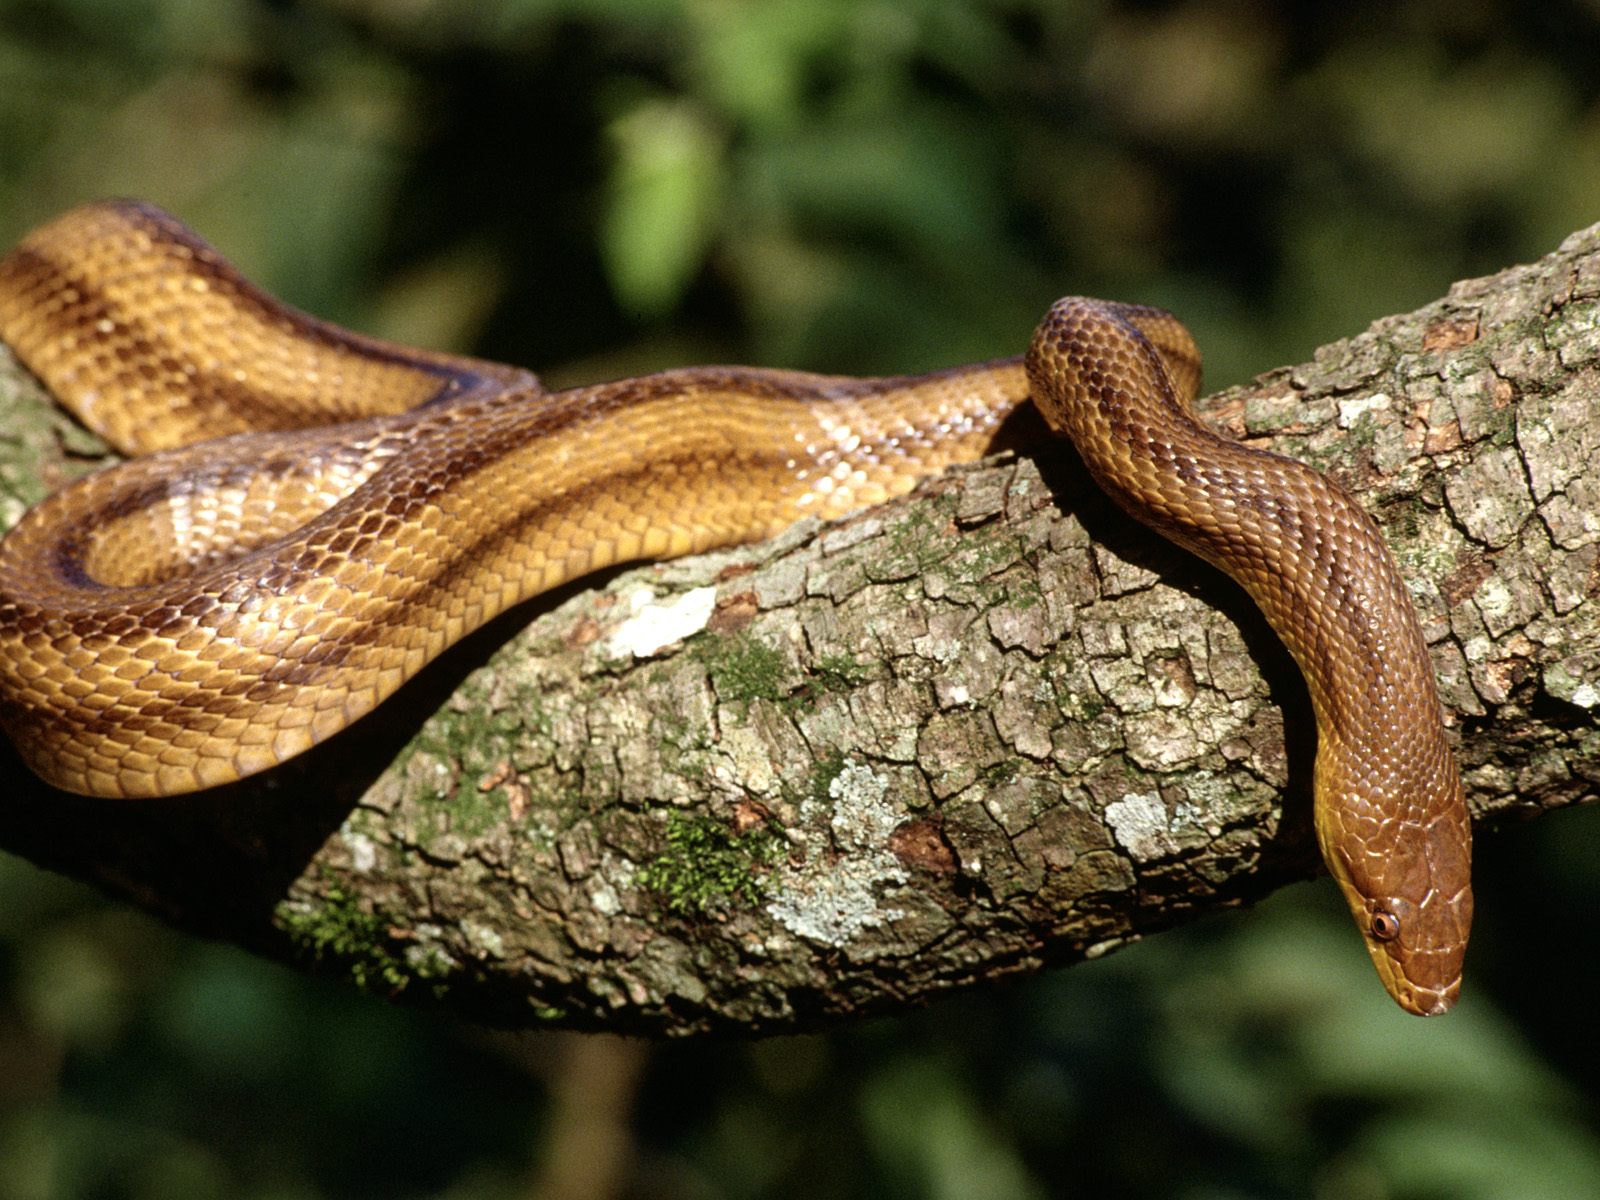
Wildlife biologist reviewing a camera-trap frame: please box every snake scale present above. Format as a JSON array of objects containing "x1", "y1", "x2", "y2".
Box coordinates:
[{"x1": 0, "y1": 201, "x2": 1471, "y2": 1015}]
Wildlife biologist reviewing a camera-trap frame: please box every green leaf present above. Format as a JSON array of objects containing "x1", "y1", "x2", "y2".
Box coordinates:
[{"x1": 600, "y1": 97, "x2": 724, "y2": 317}]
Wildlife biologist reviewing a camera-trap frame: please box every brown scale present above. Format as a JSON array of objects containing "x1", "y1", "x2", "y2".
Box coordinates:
[{"x1": 0, "y1": 201, "x2": 1469, "y2": 1015}]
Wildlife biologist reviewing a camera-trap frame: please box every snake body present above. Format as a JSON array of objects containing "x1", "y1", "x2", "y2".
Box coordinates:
[{"x1": 0, "y1": 201, "x2": 1470, "y2": 1014}]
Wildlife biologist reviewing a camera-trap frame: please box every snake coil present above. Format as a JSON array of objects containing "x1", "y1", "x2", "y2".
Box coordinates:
[{"x1": 0, "y1": 202, "x2": 1471, "y2": 1014}]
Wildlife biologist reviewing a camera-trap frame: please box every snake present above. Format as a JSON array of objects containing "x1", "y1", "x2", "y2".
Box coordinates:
[{"x1": 0, "y1": 201, "x2": 1471, "y2": 1015}]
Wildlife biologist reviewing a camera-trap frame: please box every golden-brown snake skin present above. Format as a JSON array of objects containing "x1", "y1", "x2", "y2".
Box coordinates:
[{"x1": 0, "y1": 201, "x2": 1471, "y2": 1014}]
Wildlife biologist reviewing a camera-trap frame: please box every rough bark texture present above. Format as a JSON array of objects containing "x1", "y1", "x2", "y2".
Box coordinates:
[{"x1": 1, "y1": 226, "x2": 1597, "y2": 1035}]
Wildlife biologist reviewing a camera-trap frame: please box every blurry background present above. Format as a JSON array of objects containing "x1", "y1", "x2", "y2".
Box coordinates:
[{"x1": 3, "y1": 0, "x2": 1600, "y2": 1196}]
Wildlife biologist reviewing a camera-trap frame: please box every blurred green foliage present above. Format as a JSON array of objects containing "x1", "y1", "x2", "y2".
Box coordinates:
[{"x1": 2, "y1": 0, "x2": 1600, "y2": 1196}]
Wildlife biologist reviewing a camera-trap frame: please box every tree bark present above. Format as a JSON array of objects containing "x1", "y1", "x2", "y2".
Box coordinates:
[{"x1": 0, "y1": 225, "x2": 1597, "y2": 1035}]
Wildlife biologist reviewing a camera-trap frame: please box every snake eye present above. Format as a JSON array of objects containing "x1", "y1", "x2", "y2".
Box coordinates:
[{"x1": 1370, "y1": 910, "x2": 1402, "y2": 942}]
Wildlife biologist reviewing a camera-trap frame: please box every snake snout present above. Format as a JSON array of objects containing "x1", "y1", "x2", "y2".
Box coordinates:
[
  {"x1": 1416, "y1": 990, "x2": 1456, "y2": 1018},
  {"x1": 1355, "y1": 884, "x2": 1472, "y2": 1017},
  {"x1": 1384, "y1": 956, "x2": 1464, "y2": 1017}
]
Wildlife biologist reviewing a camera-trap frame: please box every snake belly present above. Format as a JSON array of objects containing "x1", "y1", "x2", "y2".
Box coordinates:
[{"x1": 0, "y1": 201, "x2": 1470, "y2": 1014}]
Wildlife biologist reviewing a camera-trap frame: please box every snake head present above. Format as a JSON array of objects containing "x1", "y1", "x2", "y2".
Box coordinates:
[{"x1": 1318, "y1": 765, "x2": 1475, "y2": 1016}]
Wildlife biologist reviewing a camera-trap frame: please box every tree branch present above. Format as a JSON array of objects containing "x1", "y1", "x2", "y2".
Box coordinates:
[{"x1": 2, "y1": 225, "x2": 1597, "y2": 1035}]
